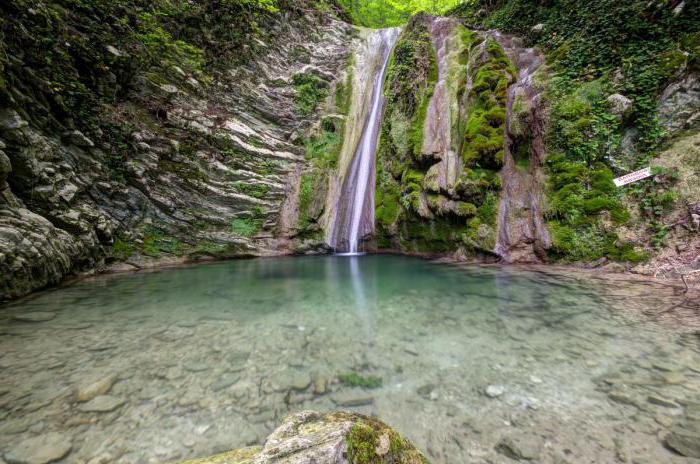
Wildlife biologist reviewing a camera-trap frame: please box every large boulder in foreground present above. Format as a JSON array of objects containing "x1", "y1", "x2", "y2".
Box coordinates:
[{"x1": 177, "y1": 411, "x2": 429, "y2": 464}]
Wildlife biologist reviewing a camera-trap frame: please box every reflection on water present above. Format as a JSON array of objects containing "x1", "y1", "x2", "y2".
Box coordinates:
[{"x1": 0, "y1": 255, "x2": 699, "y2": 464}]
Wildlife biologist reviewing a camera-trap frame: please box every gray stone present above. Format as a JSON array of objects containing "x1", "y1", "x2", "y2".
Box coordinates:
[
  {"x1": 62, "y1": 130, "x2": 94, "y2": 148},
  {"x1": 607, "y1": 93, "x2": 632, "y2": 116},
  {"x1": 210, "y1": 373, "x2": 240, "y2": 392},
  {"x1": 495, "y1": 435, "x2": 541, "y2": 460},
  {"x1": 331, "y1": 391, "x2": 374, "y2": 407},
  {"x1": 0, "y1": 151, "x2": 11, "y2": 184},
  {"x1": 75, "y1": 374, "x2": 117, "y2": 402},
  {"x1": 485, "y1": 384, "x2": 505, "y2": 398},
  {"x1": 105, "y1": 45, "x2": 122, "y2": 56},
  {"x1": 609, "y1": 392, "x2": 640, "y2": 408},
  {"x1": 0, "y1": 109, "x2": 28, "y2": 132},
  {"x1": 78, "y1": 395, "x2": 125, "y2": 412},
  {"x1": 647, "y1": 394, "x2": 680, "y2": 409},
  {"x1": 4, "y1": 432, "x2": 72, "y2": 464},
  {"x1": 666, "y1": 427, "x2": 700, "y2": 458},
  {"x1": 659, "y1": 73, "x2": 700, "y2": 134},
  {"x1": 531, "y1": 23, "x2": 545, "y2": 33},
  {"x1": 13, "y1": 312, "x2": 56, "y2": 322}
]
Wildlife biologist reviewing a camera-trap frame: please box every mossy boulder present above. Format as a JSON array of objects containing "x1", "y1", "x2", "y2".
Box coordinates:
[{"x1": 175, "y1": 411, "x2": 428, "y2": 464}]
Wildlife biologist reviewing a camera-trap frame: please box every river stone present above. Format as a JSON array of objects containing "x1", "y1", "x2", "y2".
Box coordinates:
[
  {"x1": 666, "y1": 427, "x2": 700, "y2": 458},
  {"x1": 495, "y1": 434, "x2": 542, "y2": 461},
  {"x1": 485, "y1": 385, "x2": 505, "y2": 398},
  {"x1": 331, "y1": 391, "x2": 374, "y2": 407},
  {"x1": 647, "y1": 394, "x2": 680, "y2": 409},
  {"x1": 210, "y1": 373, "x2": 240, "y2": 392},
  {"x1": 13, "y1": 312, "x2": 56, "y2": 322},
  {"x1": 3, "y1": 432, "x2": 72, "y2": 464},
  {"x1": 177, "y1": 411, "x2": 427, "y2": 464},
  {"x1": 78, "y1": 395, "x2": 125, "y2": 412},
  {"x1": 75, "y1": 374, "x2": 117, "y2": 402}
]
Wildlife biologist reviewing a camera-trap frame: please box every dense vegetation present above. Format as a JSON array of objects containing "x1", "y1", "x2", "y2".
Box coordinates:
[
  {"x1": 449, "y1": 0, "x2": 700, "y2": 262},
  {"x1": 0, "y1": 0, "x2": 345, "y2": 143},
  {"x1": 337, "y1": 0, "x2": 461, "y2": 27}
]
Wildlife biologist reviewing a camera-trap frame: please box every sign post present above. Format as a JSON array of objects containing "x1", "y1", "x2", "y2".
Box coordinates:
[{"x1": 613, "y1": 167, "x2": 652, "y2": 187}]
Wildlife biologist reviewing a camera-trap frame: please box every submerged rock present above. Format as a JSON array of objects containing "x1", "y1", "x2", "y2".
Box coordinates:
[
  {"x1": 3, "y1": 432, "x2": 72, "y2": 464},
  {"x1": 75, "y1": 374, "x2": 117, "y2": 402},
  {"x1": 485, "y1": 384, "x2": 505, "y2": 398},
  {"x1": 77, "y1": 395, "x2": 125, "y2": 413},
  {"x1": 12, "y1": 312, "x2": 56, "y2": 322},
  {"x1": 176, "y1": 411, "x2": 428, "y2": 464},
  {"x1": 495, "y1": 434, "x2": 542, "y2": 461}
]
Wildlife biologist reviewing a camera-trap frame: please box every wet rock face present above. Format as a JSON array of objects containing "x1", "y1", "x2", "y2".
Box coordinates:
[
  {"x1": 177, "y1": 411, "x2": 429, "y2": 464},
  {"x1": 659, "y1": 72, "x2": 700, "y2": 134},
  {"x1": 0, "y1": 12, "x2": 353, "y2": 301},
  {"x1": 492, "y1": 32, "x2": 551, "y2": 264}
]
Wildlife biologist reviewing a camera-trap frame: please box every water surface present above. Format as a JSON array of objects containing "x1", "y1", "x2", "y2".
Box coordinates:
[{"x1": 1, "y1": 255, "x2": 698, "y2": 463}]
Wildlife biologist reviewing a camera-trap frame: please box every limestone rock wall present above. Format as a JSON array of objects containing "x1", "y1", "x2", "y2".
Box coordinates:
[{"x1": 0, "y1": 11, "x2": 354, "y2": 301}]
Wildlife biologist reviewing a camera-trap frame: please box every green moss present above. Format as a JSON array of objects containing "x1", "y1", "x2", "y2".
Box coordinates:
[
  {"x1": 345, "y1": 421, "x2": 427, "y2": 464},
  {"x1": 233, "y1": 181, "x2": 269, "y2": 199},
  {"x1": 292, "y1": 72, "x2": 329, "y2": 116},
  {"x1": 111, "y1": 238, "x2": 135, "y2": 260},
  {"x1": 462, "y1": 37, "x2": 514, "y2": 169},
  {"x1": 231, "y1": 217, "x2": 262, "y2": 238},
  {"x1": 141, "y1": 230, "x2": 184, "y2": 257},
  {"x1": 375, "y1": 22, "x2": 510, "y2": 256},
  {"x1": 338, "y1": 373, "x2": 383, "y2": 389},
  {"x1": 297, "y1": 172, "x2": 314, "y2": 230},
  {"x1": 305, "y1": 117, "x2": 344, "y2": 169}
]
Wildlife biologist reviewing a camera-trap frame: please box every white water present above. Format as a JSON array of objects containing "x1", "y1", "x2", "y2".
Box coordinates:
[{"x1": 340, "y1": 28, "x2": 399, "y2": 254}]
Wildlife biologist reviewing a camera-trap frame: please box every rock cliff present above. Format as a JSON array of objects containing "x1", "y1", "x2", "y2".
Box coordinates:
[{"x1": 0, "y1": 1, "x2": 355, "y2": 300}]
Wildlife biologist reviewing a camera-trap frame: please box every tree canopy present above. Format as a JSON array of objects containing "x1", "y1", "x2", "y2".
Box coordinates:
[{"x1": 337, "y1": 0, "x2": 464, "y2": 28}]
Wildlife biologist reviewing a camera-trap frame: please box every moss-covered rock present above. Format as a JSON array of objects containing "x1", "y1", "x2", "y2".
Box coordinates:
[
  {"x1": 375, "y1": 15, "x2": 511, "y2": 255},
  {"x1": 175, "y1": 411, "x2": 429, "y2": 464}
]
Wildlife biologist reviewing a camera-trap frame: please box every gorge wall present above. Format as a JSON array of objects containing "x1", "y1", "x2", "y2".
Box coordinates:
[
  {"x1": 1, "y1": 0, "x2": 699, "y2": 301},
  {"x1": 0, "y1": 1, "x2": 355, "y2": 300}
]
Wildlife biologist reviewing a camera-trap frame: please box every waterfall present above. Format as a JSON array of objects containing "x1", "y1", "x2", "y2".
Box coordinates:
[{"x1": 330, "y1": 28, "x2": 400, "y2": 255}]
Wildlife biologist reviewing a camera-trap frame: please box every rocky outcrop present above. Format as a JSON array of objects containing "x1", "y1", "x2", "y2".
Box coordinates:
[
  {"x1": 492, "y1": 32, "x2": 551, "y2": 263},
  {"x1": 374, "y1": 15, "x2": 514, "y2": 256},
  {"x1": 659, "y1": 72, "x2": 700, "y2": 134},
  {"x1": 177, "y1": 411, "x2": 428, "y2": 464},
  {"x1": 0, "y1": 10, "x2": 354, "y2": 301}
]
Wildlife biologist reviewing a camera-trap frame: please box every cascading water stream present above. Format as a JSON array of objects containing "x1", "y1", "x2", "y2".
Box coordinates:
[{"x1": 331, "y1": 28, "x2": 399, "y2": 255}]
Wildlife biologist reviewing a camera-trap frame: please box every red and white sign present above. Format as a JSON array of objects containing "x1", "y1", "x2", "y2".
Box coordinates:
[{"x1": 614, "y1": 167, "x2": 652, "y2": 187}]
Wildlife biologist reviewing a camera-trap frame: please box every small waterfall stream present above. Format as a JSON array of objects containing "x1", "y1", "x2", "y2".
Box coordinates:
[{"x1": 331, "y1": 28, "x2": 399, "y2": 254}]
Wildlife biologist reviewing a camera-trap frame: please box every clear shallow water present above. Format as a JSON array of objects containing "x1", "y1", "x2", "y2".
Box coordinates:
[{"x1": 0, "y1": 255, "x2": 699, "y2": 464}]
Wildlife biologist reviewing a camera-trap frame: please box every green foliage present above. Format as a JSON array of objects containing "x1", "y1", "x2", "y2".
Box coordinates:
[
  {"x1": 625, "y1": 166, "x2": 680, "y2": 250},
  {"x1": 135, "y1": 12, "x2": 205, "y2": 76},
  {"x1": 446, "y1": 0, "x2": 699, "y2": 261},
  {"x1": 305, "y1": 117, "x2": 344, "y2": 168},
  {"x1": 292, "y1": 73, "x2": 329, "y2": 115},
  {"x1": 141, "y1": 229, "x2": 184, "y2": 256},
  {"x1": 297, "y1": 172, "x2": 315, "y2": 230},
  {"x1": 231, "y1": 217, "x2": 261, "y2": 238},
  {"x1": 231, "y1": 207, "x2": 265, "y2": 238},
  {"x1": 338, "y1": 372, "x2": 383, "y2": 388},
  {"x1": 111, "y1": 238, "x2": 136, "y2": 260},
  {"x1": 337, "y1": 0, "x2": 462, "y2": 27}
]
